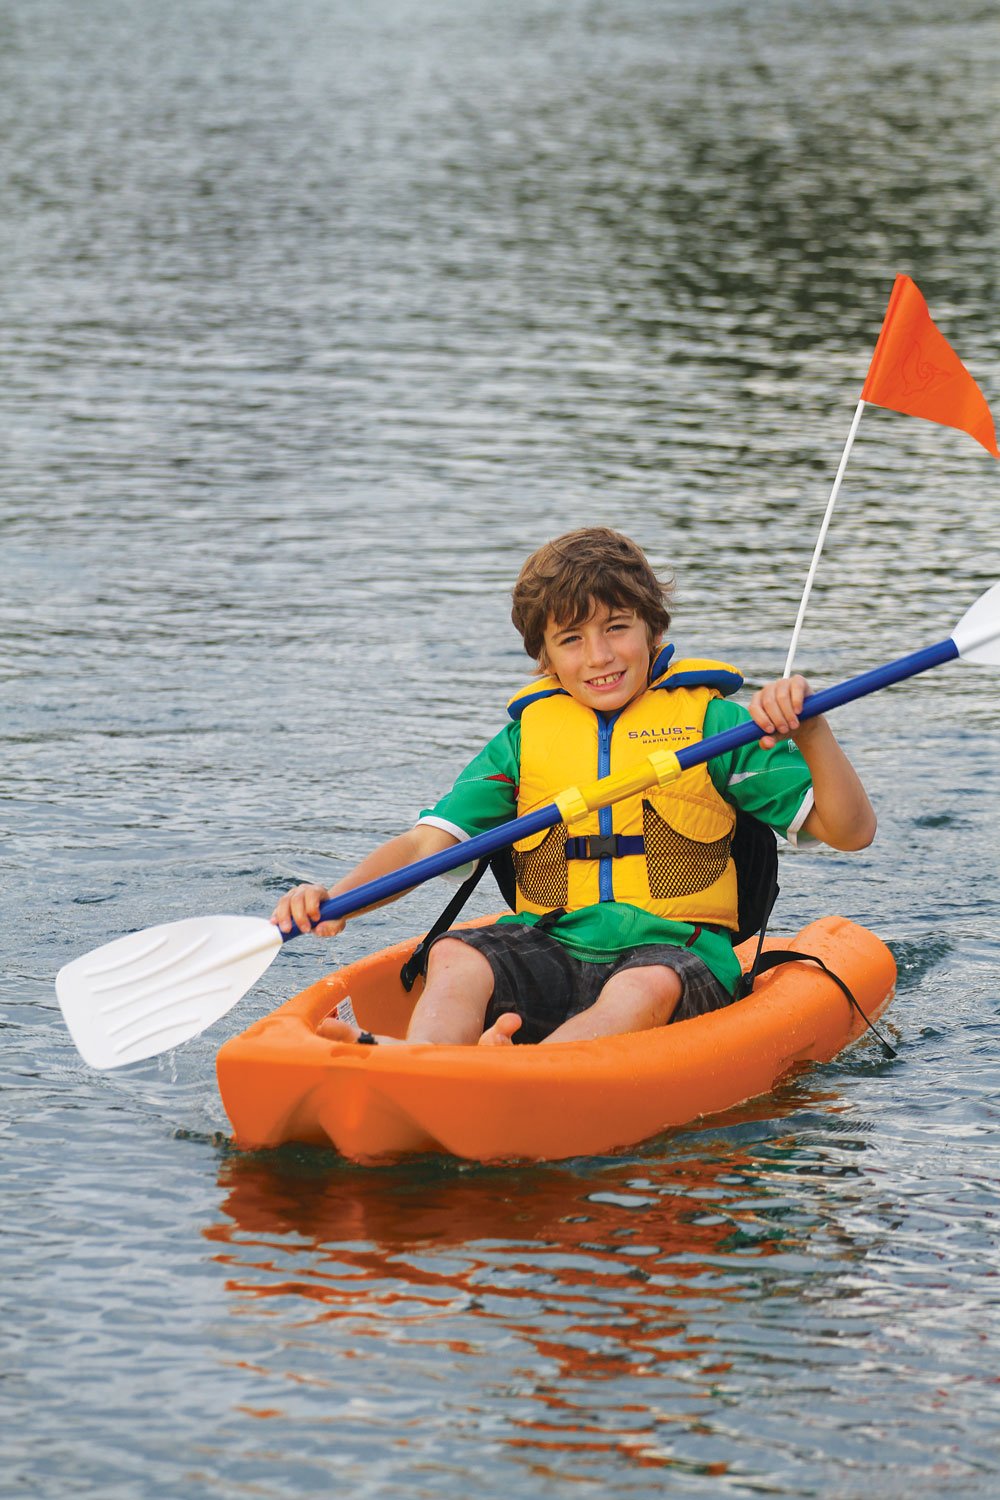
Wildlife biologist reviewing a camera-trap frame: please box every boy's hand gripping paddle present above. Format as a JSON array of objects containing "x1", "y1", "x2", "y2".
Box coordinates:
[{"x1": 57, "y1": 583, "x2": 1000, "y2": 1068}]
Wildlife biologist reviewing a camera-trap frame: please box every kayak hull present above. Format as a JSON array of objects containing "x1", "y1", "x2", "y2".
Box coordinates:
[{"x1": 216, "y1": 915, "x2": 896, "y2": 1162}]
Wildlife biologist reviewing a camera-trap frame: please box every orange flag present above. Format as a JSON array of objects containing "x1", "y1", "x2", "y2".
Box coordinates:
[{"x1": 861, "y1": 274, "x2": 999, "y2": 458}]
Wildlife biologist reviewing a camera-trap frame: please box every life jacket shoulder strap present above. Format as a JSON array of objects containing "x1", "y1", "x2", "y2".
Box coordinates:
[
  {"x1": 653, "y1": 657, "x2": 743, "y2": 696},
  {"x1": 506, "y1": 652, "x2": 743, "y2": 721}
]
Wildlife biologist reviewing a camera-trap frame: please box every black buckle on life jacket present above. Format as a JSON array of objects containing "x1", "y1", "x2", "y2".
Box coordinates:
[
  {"x1": 564, "y1": 833, "x2": 644, "y2": 860},
  {"x1": 565, "y1": 833, "x2": 616, "y2": 860}
]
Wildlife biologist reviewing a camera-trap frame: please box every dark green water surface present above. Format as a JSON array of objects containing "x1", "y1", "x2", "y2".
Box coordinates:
[{"x1": 2, "y1": 1, "x2": 999, "y2": 1494}]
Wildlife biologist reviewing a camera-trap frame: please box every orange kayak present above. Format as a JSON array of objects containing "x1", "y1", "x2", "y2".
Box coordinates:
[{"x1": 216, "y1": 914, "x2": 896, "y2": 1162}]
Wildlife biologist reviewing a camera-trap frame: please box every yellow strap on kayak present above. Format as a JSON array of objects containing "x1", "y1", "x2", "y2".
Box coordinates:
[{"x1": 554, "y1": 749, "x2": 681, "y2": 826}]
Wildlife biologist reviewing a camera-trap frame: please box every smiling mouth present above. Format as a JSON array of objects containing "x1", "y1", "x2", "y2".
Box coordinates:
[{"x1": 587, "y1": 672, "x2": 625, "y2": 688}]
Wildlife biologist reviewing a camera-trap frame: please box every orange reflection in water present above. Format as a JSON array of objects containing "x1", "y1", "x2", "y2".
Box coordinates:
[{"x1": 206, "y1": 1080, "x2": 850, "y2": 1476}]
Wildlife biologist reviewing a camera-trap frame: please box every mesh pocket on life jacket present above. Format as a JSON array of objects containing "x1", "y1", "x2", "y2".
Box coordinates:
[
  {"x1": 641, "y1": 798, "x2": 732, "y2": 898},
  {"x1": 511, "y1": 823, "x2": 569, "y2": 908}
]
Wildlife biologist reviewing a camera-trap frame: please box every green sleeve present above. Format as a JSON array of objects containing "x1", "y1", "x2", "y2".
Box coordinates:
[
  {"x1": 703, "y1": 697, "x2": 815, "y2": 841},
  {"x1": 418, "y1": 721, "x2": 522, "y2": 838}
]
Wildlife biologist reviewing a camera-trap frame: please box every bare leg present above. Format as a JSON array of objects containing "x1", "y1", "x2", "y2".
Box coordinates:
[
  {"x1": 539, "y1": 964, "x2": 682, "y2": 1045},
  {"x1": 318, "y1": 937, "x2": 496, "y2": 1045},
  {"x1": 405, "y1": 938, "x2": 495, "y2": 1043}
]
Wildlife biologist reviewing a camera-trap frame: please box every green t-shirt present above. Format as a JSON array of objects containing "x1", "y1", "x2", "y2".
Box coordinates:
[{"x1": 419, "y1": 698, "x2": 814, "y2": 995}]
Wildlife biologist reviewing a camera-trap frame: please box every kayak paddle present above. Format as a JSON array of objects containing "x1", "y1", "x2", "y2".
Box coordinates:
[{"x1": 57, "y1": 582, "x2": 1000, "y2": 1068}]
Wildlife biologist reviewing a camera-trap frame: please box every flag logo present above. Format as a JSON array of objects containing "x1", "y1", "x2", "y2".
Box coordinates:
[{"x1": 899, "y1": 339, "x2": 950, "y2": 396}]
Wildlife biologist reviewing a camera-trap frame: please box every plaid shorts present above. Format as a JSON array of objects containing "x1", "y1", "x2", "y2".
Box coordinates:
[{"x1": 427, "y1": 921, "x2": 735, "y2": 1045}]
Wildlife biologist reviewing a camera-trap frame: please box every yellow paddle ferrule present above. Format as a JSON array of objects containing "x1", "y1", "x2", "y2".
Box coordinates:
[
  {"x1": 554, "y1": 749, "x2": 682, "y2": 827},
  {"x1": 648, "y1": 748, "x2": 682, "y2": 786},
  {"x1": 554, "y1": 785, "x2": 589, "y2": 825}
]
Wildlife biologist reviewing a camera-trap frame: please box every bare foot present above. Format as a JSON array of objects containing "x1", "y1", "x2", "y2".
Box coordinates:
[
  {"x1": 316, "y1": 1016, "x2": 401, "y2": 1044},
  {"x1": 478, "y1": 1012, "x2": 522, "y2": 1047}
]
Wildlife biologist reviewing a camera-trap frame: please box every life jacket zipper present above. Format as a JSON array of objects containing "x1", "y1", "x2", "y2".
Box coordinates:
[{"x1": 597, "y1": 712, "x2": 621, "y2": 902}]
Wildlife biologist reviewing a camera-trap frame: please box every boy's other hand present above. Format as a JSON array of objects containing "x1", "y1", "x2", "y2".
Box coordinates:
[
  {"x1": 748, "y1": 675, "x2": 815, "y2": 749},
  {"x1": 270, "y1": 884, "x2": 346, "y2": 937}
]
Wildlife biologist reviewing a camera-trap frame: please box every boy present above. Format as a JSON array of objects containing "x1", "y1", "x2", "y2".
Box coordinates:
[{"x1": 272, "y1": 528, "x2": 875, "y2": 1045}]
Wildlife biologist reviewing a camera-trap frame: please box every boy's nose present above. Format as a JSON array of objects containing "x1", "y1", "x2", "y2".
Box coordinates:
[{"x1": 585, "y1": 633, "x2": 615, "y2": 665}]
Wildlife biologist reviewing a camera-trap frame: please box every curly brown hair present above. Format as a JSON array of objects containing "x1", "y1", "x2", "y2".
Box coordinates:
[{"x1": 511, "y1": 527, "x2": 673, "y2": 664}]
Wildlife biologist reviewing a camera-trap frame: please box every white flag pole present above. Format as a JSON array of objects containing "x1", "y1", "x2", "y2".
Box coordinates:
[{"x1": 783, "y1": 398, "x2": 868, "y2": 676}]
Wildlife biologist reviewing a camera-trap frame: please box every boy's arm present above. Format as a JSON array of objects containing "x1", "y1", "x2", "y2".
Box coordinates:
[
  {"x1": 271, "y1": 823, "x2": 460, "y2": 938},
  {"x1": 748, "y1": 676, "x2": 876, "y2": 851}
]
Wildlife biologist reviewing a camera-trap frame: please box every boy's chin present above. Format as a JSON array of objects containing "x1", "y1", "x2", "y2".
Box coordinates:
[{"x1": 574, "y1": 686, "x2": 633, "y2": 711}]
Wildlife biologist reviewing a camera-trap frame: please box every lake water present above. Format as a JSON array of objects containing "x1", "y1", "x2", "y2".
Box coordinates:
[{"x1": 2, "y1": 0, "x2": 999, "y2": 1494}]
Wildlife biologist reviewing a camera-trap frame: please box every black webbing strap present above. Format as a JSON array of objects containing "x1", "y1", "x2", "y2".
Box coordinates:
[
  {"x1": 399, "y1": 857, "x2": 491, "y2": 992},
  {"x1": 734, "y1": 859, "x2": 780, "y2": 996},
  {"x1": 740, "y1": 948, "x2": 897, "y2": 1059}
]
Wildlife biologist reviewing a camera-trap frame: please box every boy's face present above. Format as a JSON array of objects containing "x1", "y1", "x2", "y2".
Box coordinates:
[{"x1": 542, "y1": 602, "x2": 655, "y2": 713}]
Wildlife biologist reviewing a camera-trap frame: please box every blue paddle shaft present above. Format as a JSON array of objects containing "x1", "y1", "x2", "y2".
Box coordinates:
[
  {"x1": 675, "y1": 636, "x2": 958, "y2": 767},
  {"x1": 287, "y1": 635, "x2": 958, "y2": 940}
]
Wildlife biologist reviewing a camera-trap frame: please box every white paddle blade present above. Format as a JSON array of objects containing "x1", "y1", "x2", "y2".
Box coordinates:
[
  {"x1": 56, "y1": 915, "x2": 284, "y2": 1070},
  {"x1": 953, "y1": 580, "x2": 1000, "y2": 665}
]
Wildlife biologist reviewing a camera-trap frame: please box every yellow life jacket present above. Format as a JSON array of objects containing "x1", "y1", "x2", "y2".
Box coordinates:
[{"x1": 507, "y1": 646, "x2": 743, "y2": 928}]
